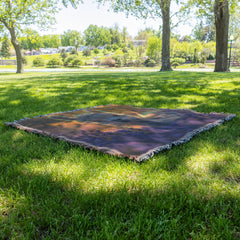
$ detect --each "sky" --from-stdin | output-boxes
[41,1,195,37]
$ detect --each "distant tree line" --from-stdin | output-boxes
[13,25,130,51]
[0,0,239,73]
[2,26,240,67]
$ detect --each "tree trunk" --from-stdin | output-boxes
[160,0,172,71]
[214,0,229,72]
[9,27,24,73]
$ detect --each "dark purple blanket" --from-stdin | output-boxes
[5,105,235,161]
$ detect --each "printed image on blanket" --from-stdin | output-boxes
[5,105,235,162]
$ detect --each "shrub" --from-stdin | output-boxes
[106,45,112,51]
[60,49,68,60]
[33,56,45,67]
[94,48,99,54]
[22,56,28,65]
[133,58,143,67]
[112,55,123,67]
[71,57,83,67]
[170,58,185,65]
[193,49,199,63]
[114,49,124,55]
[193,55,199,63]
[200,56,207,64]
[147,36,161,62]
[64,56,83,67]
[129,43,134,50]
[102,57,116,67]
[173,50,187,59]
[82,49,91,57]
[232,48,240,62]
[112,44,119,51]
[94,58,101,66]
[171,62,180,68]
[120,43,126,48]
[208,54,215,60]
[103,49,108,55]
[144,58,156,67]
[122,47,128,53]
[47,57,62,68]
[126,60,134,67]
[123,53,130,67]
[64,56,75,66]
[70,48,78,55]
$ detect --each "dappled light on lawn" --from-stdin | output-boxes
[0,71,240,239]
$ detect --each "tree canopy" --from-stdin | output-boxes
[84,25,111,47]
[0,0,82,73]
[0,0,59,30]
[187,0,239,71]
[229,5,240,40]
[61,30,83,49]
[0,36,11,59]
[96,0,183,71]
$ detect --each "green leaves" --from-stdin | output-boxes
[62,0,83,9]
[84,25,111,47]
[61,30,83,48]
[0,0,84,73]
[0,36,11,58]
[0,0,60,31]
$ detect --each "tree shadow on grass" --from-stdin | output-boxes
[1,144,240,239]
[0,72,16,76]
[1,71,239,169]
[0,72,194,122]
[0,71,240,239]
[0,71,213,115]
[1,71,239,150]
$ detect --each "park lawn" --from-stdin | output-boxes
[0,65,16,69]
[0,71,239,239]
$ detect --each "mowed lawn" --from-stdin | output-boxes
[0,71,239,239]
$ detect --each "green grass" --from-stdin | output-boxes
[0,65,17,69]
[176,63,215,69]
[0,71,239,239]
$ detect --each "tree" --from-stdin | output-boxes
[96,0,176,71]
[159,0,172,71]
[1,36,11,59]
[60,49,68,60]
[188,0,239,72]
[41,34,61,48]
[193,21,215,42]
[84,25,111,47]
[229,5,240,40]
[180,35,193,42]
[0,0,82,73]
[121,27,129,44]
[0,0,60,73]
[146,36,162,63]
[61,30,83,49]
[109,24,121,45]
[134,28,154,45]
[214,0,229,71]
[38,35,51,48]
[20,29,42,51]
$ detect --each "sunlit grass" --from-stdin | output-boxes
[0,71,239,239]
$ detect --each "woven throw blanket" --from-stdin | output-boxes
[5,105,235,162]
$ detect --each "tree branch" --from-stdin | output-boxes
[0,18,11,30]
